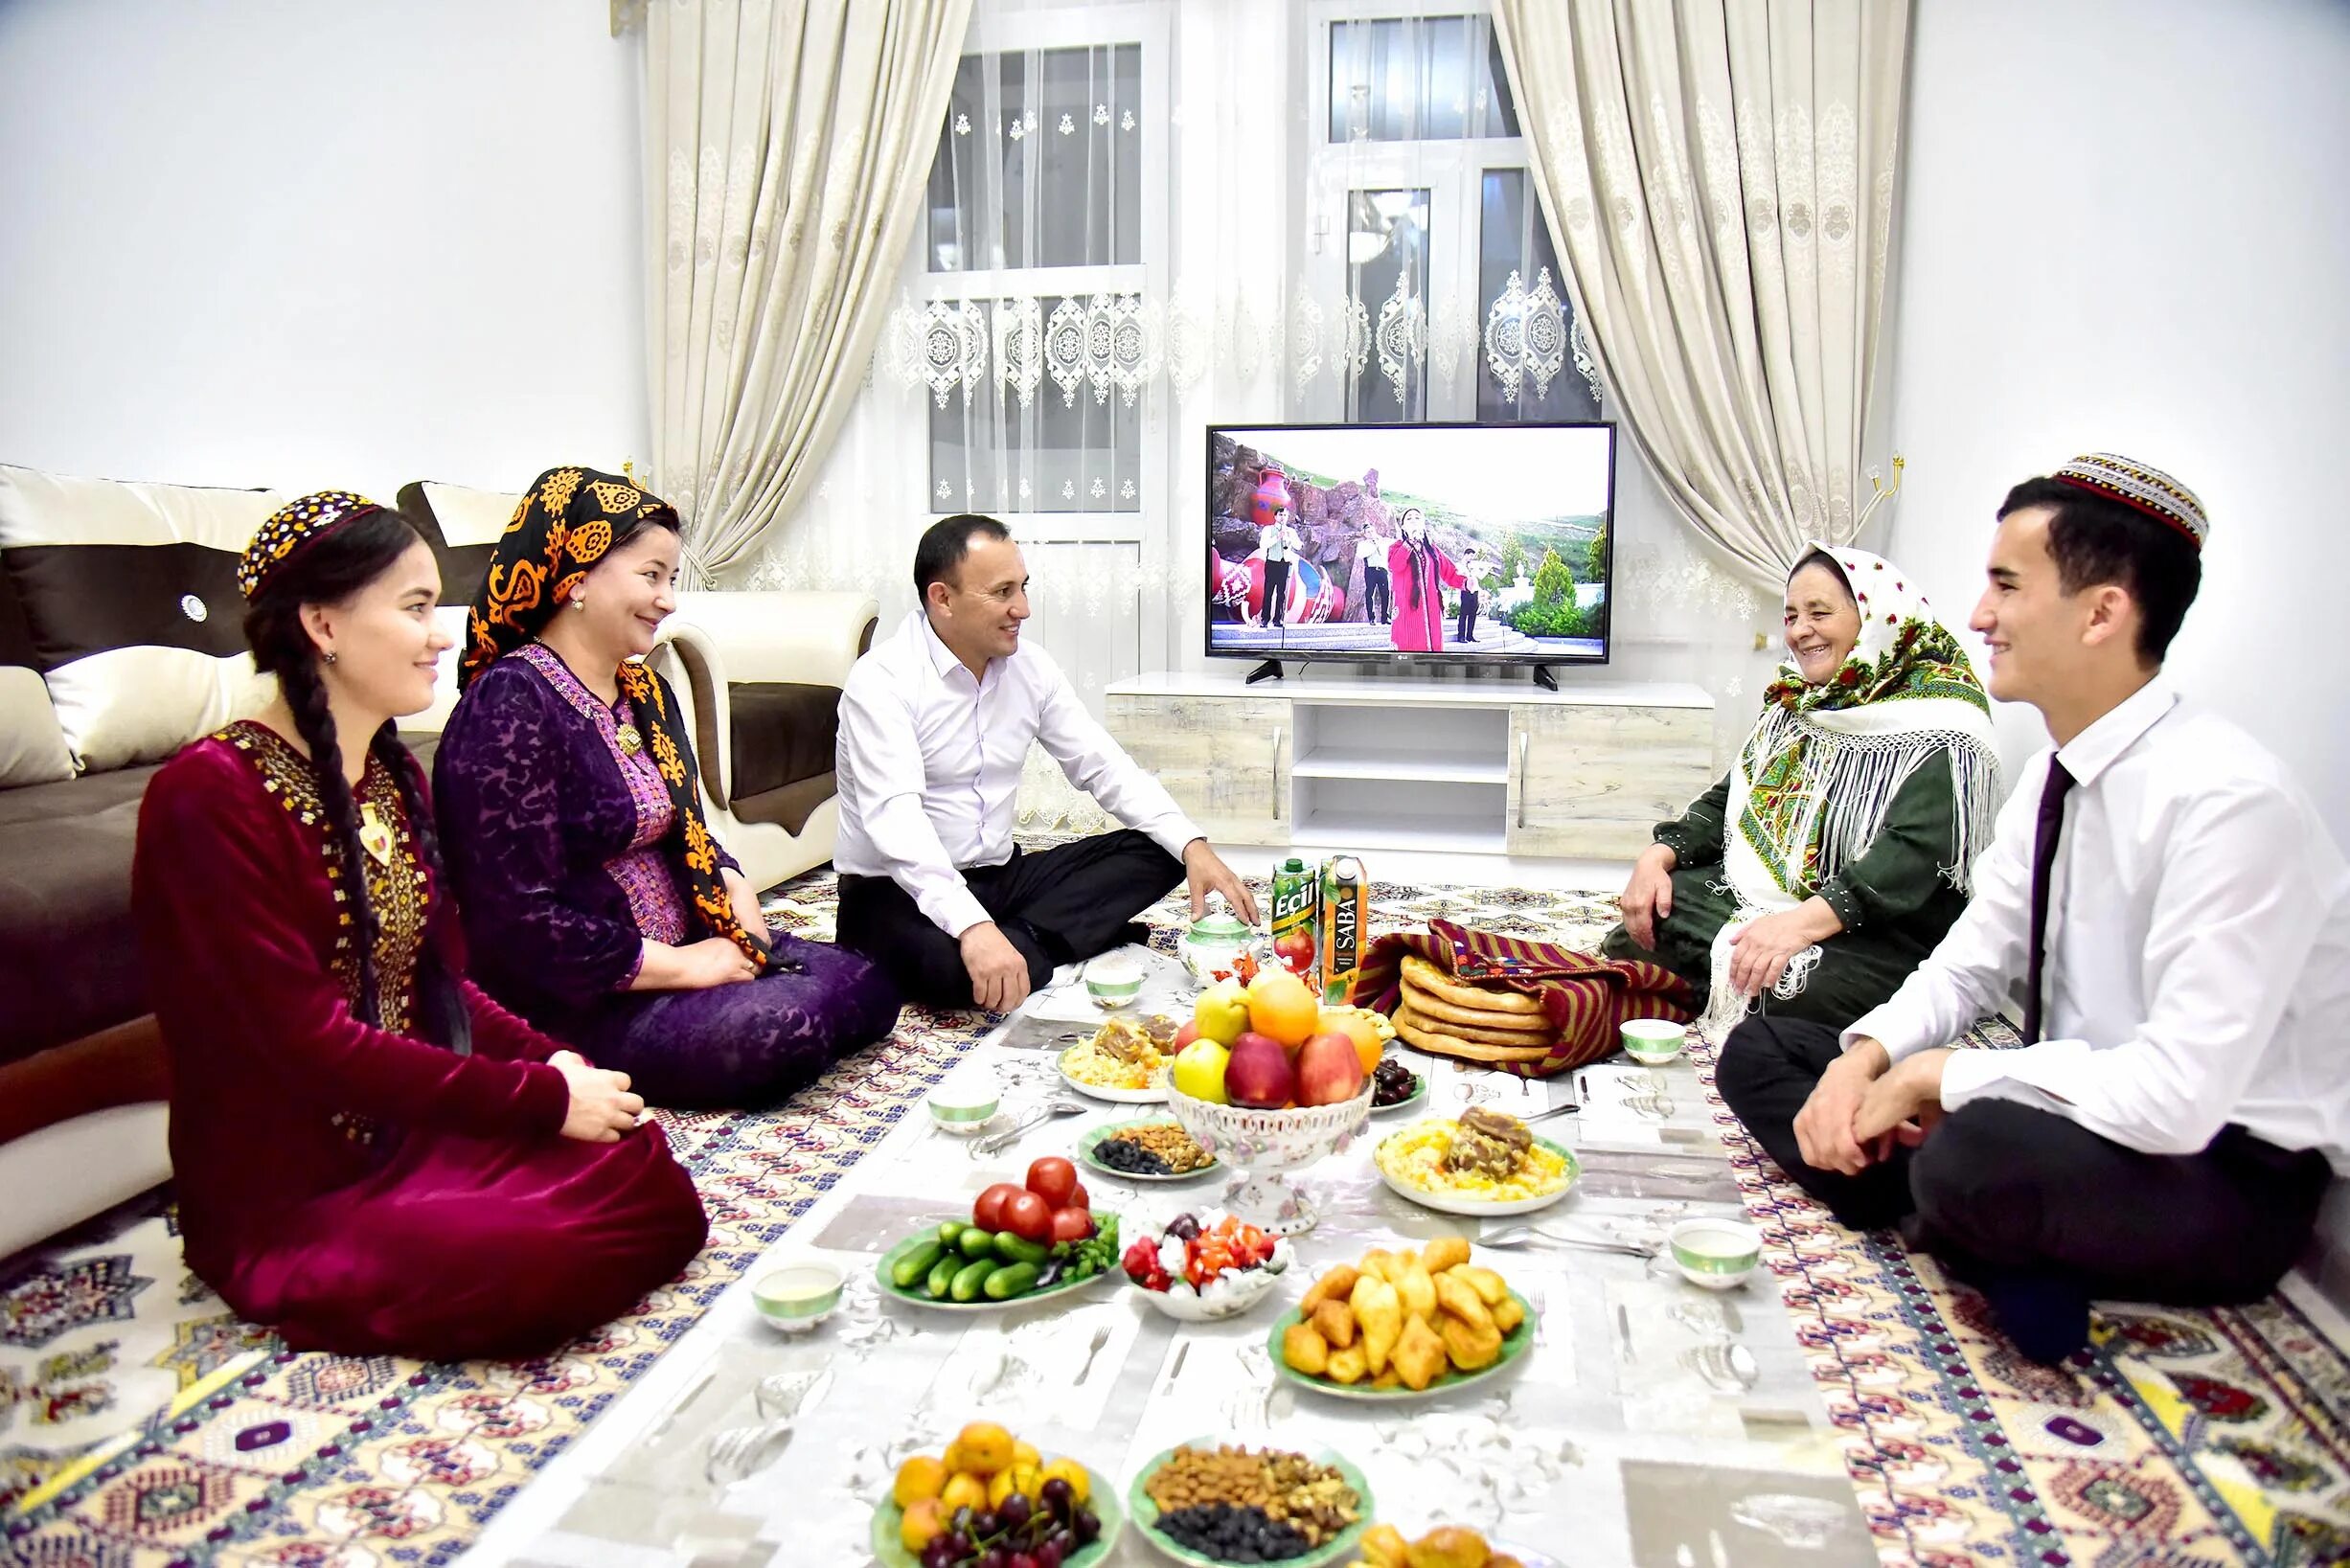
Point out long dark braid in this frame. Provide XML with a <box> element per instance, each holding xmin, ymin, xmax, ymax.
<box><xmin>243</xmin><ymin>506</ymin><xmax>469</xmax><ymax>1053</ymax></box>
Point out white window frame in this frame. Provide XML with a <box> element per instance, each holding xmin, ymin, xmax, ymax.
<box><xmin>1303</xmin><ymin>0</ymin><xmax>1533</xmax><ymax>423</ymax></box>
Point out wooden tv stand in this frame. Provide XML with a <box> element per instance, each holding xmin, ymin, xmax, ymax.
<box><xmin>1103</xmin><ymin>668</ymin><xmax>1714</xmax><ymax>860</ymax></box>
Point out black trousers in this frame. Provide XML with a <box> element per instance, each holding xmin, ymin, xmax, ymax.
<box><xmin>1263</xmin><ymin>559</ymin><xmax>1290</xmax><ymax>626</ymax></box>
<box><xmin>1363</xmin><ymin>566</ymin><xmax>1392</xmax><ymax>623</ymax></box>
<box><xmin>1456</xmin><ymin>590</ymin><xmax>1479</xmax><ymax>644</ymax></box>
<box><xmin>1715</xmin><ymin>1015</ymin><xmax>2331</xmax><ymax>1306</ymax></box>
<box><xmin>836</xmin><ymin>830</ymin><xmax>1184</xmax><ymax>1011</ymax></box>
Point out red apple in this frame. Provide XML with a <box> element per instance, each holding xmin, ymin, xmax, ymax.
<box><xmin>1171</xmin><ymin>1019</ymin><xmax>1203</xmax><ymax>1052</ymax></box>
<box><xmin>1296</xmin><ymin>1033</ymin><xmax>1367</xmax><ymax>1106</ymax></box>
<box><xmin>1226</xmin><ymin>1032</ymin><xmax>1297</xmax><ymax>1109</ymax></box>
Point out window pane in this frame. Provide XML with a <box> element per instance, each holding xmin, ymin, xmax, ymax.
<box><xmin>1329</xmin><ymin>15</ymin><xmax>1517</xmax><ymax>143</ymax></box>
<box><xmin>927</xmin><ymin>301</ymin><xmax>1141</xmax><ymax>512</ymax></box>
<box><xmin>1344</xmin><ymin>188</ymin><xmax>1430</xmax><ymax>423</ymax></box>
<box><xmin>1477</xmin><ymin>170</ymin><xmax>1599</xmax><ymax>422</ymax></box>
<box><xmin>928</xmin><ymin>45</ymin><xmax>1141</xmax><ymax>273</ymax></box>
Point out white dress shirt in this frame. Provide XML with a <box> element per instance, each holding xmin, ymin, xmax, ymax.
<box><xmin>1845</xmin><ymin>677</ymin><xmax>2350</xmax><ymax>1170</ymax></box>
<box><xmin>834</xmin><ymin>610</ymin><xmax>1203</xmax><ymax>941</ymax></box>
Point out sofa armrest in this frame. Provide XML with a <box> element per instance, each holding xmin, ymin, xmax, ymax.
<box><xmin>651</xmin><ymin>590</ymin><xmax>878</xmax><ymax>812</ymax></box>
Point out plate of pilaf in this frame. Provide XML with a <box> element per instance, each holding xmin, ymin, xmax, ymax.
<box><xmin>1059</xmin><ymin>1015</ymin><xmax>1177</xmax><ymax>1102</ymax></box>
<box><xmin>1374</xmin><ymin>1112</ymin><xmax>1578</xmax><ymax>1216</ymax></box>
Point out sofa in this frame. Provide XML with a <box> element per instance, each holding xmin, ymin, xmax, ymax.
<box><xmin>0</xmin><ymin>464</ymin><xmax>873</xmax><ymax>1258</ymax></box>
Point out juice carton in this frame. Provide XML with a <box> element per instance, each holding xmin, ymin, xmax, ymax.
<box><xmin>1317</xmin><ymin>854</ymin><xmax>1368</xmax><ymax>1005</ymax></box>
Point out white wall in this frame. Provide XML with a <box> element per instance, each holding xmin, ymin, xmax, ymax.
<box><xmin>0</xmin><ymin>0</ymin><xmax>648</xmax><ymax>504</ymax></box>
<box><xmin>1883</xmin><ymin>0</ymin><xmax>2350</xmax><ymax>842</ymax></box>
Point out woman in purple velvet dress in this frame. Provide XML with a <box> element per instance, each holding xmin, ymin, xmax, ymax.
<box><xmin>134</xmin><ymin>491</ymin><xmax>706</xmax><ymax>1360</ymax></box>
<box><xmin>433</xmin><ymin>467</ymin><xmax>899</xmax><ymax>1108</ymax></box>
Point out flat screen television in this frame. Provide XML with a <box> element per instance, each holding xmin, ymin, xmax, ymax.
<box><xmin>1206</xmin><ymin>421</ymin><xmax>1616</xmax><ymax>672</ymax></box>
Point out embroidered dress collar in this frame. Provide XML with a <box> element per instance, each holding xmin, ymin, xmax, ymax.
<box><xmin>2055</xmin><ymin>675</ymin><xmax>2179</xmax><ymax>790</ymax></box>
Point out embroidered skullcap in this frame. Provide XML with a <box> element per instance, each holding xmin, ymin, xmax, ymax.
<box><xmin>238</xmin><ymin>490</ymin><xmax>384</xmax><ymax>600</ymax></box>
<box><xmin>2051</xmin><ymin>453</ymin><xmax>2208</xmax><ymax>549</ymax></box>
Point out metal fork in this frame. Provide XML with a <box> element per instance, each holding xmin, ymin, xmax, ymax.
<box><xmin>970</xmin><ymin>1098</ymin><xmax>1086</xmax><ymax>1158</ymax></box>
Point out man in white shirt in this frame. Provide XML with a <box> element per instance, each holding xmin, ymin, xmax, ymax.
<box><xmin>833</xmin><ymin>514</ymin><xmax>1260</xmax><ymax>1012</ymax></box>
<box><xmin>1357</xmin><ymin>522</ymin><xmax>1393</xmax><ymax>625</ymax></box>
<box><xmin>1260</xmin><ymin>513</ymin><xmax>1302</xmax><ymax>630</ymax></box>
<box><xmin>1717</xmin><ymin>453</ymin><xmax>2350</xmax><ymax>1365</ymax></box>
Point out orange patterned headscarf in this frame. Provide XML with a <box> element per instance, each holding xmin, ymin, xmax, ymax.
<box><xmin>458</xmin><ymin>466</ymin><xmax>681</xmax><ymax>691</ymax></box>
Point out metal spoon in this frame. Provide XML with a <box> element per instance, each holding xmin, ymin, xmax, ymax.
<box><xmin>1480</xmin><ymin>1224</ymin><xmax>1656</xmax><ymax>1258</ymax></box>
<box><xmin>970</xmin><ymin>1098</ymin><xmax>1087</xmax><ymax>1157</ymax></box>
<box><xmin>1524</xmin><ymin>1102</ymin><xmax>1578</xmax><ymax>1125</ymax></box>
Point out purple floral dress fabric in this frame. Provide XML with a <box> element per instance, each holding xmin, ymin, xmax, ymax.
<box><xmin>433</xmin><ymin>652</ymin><xmax>900</xmax><ymax>1108</ymax></box>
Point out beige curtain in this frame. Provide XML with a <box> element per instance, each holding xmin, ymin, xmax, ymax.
<box><xmin>647</xmin><ymin>0</ymin><xmax>972</xmax><ymax>582</ymax></box>
<box><xmin>1493</xmin><ymin>1</ymin><xmax>1910</xmax><ymax>582</ymax></box>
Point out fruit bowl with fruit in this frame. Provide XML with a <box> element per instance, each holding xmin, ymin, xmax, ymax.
<box><xmin>1164</xmin><ymin>969</ymin><xmax>1380</xmax><ymax>1235</ymax></box>
<box><xmin>878</xmin><ymin>1421</ymin><xmax>1122</xmax><ymax>1568</ymax></box>
<box><xmin>1120</xmin><ymin>1209</ymin><xmax>1291</xmax><ymax>1321</ymax></box>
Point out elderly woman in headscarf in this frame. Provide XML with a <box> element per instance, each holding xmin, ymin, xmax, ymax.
<box><xmin>432</xmin><ymin>467</ymin><xmax>900</xmax><ymax>1108</ymax></box>
<box><xmin>1602</xmin><ymin>544</ymin><xmax>2001</xmax><ymax>1032</ymax></box>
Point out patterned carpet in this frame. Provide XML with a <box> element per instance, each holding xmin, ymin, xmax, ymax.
<box><xmin>4</xmin><ymin>872</ymin><xmax>2347</xmax><ymax>1567</ymax></box>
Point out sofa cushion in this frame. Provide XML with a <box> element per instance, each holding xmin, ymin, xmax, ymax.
<box><xmin>0</xmin><ymin>465</ymin><xmax>281</xmax><ymax>773</ymax></box>
<box><xmin>0</xmin><ymin>561</ymin><xmax>74</xmax><ymax>786</ymax></box>
<box><xmin>0</xmin><ymin>762</ymin><xmax>154</xmax><ymax>1061</ymax></box>
<box><xmin>727</xmin><ymin>681</ymin><xmax>841</xmax><ymax>804</ymax></box>
<box><xmin>396</xmin><ymin>479</ymin><xmax>517</xmax><ymax>609</ymax></box>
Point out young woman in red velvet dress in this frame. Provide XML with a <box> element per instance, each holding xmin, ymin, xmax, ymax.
<box><xmin>132</xmin><ymin>492</ymin><xmax>708</xmax><ymax>1361</ymax></box>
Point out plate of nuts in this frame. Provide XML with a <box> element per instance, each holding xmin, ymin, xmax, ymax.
<box><xmin>1079</xmin><ymin>1120</ymin><xmax>1220</xmax><ymax>1182</ymax></box>
<box><xmin>1127</xmin><ymin>1442</ymin><xmax>1371</xmax><ymax>1567</ymax></box>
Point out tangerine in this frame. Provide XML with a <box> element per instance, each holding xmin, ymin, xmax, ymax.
<box><xmin>953</xmin><ymin>1420</ymin><xmax>1015</xmax><ymax>1476</ymax></box>
<box><xmin>1246</xmin><ymin>968</ymin><xmax>1319</xmax><ymax>1046</ymax></box>
<box><xmin>1011</xmin><ymin>1439</ymin><xmax>1041</xmax><ymax>1472</ymax></box>
<box><xmin>988</xmin><ymin>1463</ymin><xmax>1043</xmax><ymax>1508</ymax></box>
<box><xmin>899</xmin><ymin>1498</ymin><xmax>947</xmax><ymax>1552</ymax></box>
<box><xmin>940</xmin><ymin>1472</ymin><xmax>989</xmax><ymax>1514</ymax></box>
<box><xmin>892</xmin><ymin>1454</ymin><xmax>947</xmax><ymax>1508</ymax></box>
<box><xmin>1039</xmin><ymin>1457</ymin><xmax>1091</xmax><ymax>1505</ymax></box>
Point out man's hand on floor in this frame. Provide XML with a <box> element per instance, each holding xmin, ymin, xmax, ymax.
<box><xmin>960</xmin><ymin>920</ymin><xmax>1033</xmax><ymax>1014</ymax></box>
<box><xmin>1183</xmin><ymin>839</ymin><xmax>1259</xmax><ymax>924</ymax></box>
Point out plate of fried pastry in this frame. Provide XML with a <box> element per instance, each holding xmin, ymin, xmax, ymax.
<box><xmin>1271</xmin><ymin>1238</ymin><xmax>1534</xmax><ymax>1401</ymax></box>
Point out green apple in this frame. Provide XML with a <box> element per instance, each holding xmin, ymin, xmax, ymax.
<box><xmin>1194</xmin><ymin>980</ymin><xmax>1250</xmax><ymax>1046</ymax></box>
<box><xmin>1172</xmin><ymin>1038</ymin><xmax>1232</xmax><ymax>1104</ymax></box>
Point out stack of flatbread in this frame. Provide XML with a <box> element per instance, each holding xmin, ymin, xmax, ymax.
<box><xmin>1390</xmin><ymin>954</ymin><xmax>1557</xmax><ymax>1065</ymax></box>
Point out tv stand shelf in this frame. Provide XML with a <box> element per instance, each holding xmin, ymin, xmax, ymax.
<box><xmin>1104</xmin><ymin>669</ymin><xmax>1714</xmax><ymax>860</ymax></box>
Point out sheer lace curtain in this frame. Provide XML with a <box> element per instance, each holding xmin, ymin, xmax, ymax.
<box><xmin>740</xmin><ymin>0</ymin><xmax>1788</xmax><ymax>820</ymax></box>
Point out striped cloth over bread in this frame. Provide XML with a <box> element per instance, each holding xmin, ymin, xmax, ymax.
<box><xmin>1349</xmin><ymin>918</ymin><xmax>1694</xmax><ymax>1078</ymax></box>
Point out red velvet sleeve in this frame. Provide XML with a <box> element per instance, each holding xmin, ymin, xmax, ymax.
<box><xmin>134</xmin><ymin>744</ymin><xmax>570</xmax><ymax>1139</ymax></box>
<box><xmin>460</xmin><ymin>979</ymin><xmax>565</xmax><ymax>1065</ymax></box>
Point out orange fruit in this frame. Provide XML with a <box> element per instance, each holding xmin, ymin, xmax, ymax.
<box><xmin>1322</xmin><ymin>1011</ymin><xmax>1384</xmax><ymax>1074</ymax></box>
<box><xmin>892</xmin><ymin>1454</ymin><xmax>947</xmax><ymax>1508</ymax></box>
<box><xmin>1011</xmin><ymin>1440</ymin><xmax>1041</xmax><ymax>1472</ymax></box>
<box><xmin>940</xmin><ymin>1472</ymin><xmax>989</xmax><ymax>1514</ymax></box>
<box><xmin>1246</xmin><ymin>968</ymin><xmax>1319</xmax><ymax>1046</ymax></box>
<box><xmin>900</xmin><ymin>1498</ymin><xmax>947</xmax><ymax>1552</ymax></box>
<box><xmin>954</xmin><ymin>1420</ymin><xmax>1015</xmax><ymax>1476</ymax></box>
<box><xmin>1039</xmin><ymin>1457</ymin><xmax>1091</xmax><ymax>1505</ymax></box>
<box><xmin>988</xmin><ymin>1464</ymin><xmax>1043</xmax><ymax>1508</ymax></box>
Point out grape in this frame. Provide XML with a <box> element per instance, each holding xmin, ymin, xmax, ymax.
<box><xmin>970</xmin><ymin>1511</ymin><xmax>1000</xmax><ymax>1539</ymax></box>
<box><xmin>1047</xmin><ymin>1527</ymin><xmax>1077</xmax><ymax>1555</ymax></box>
<box><xmin>920</xmin><ymin>1543</ymin><xmax>954</xmax><ymax>1568</ymax></box>
<box><xmin>1038</xmin><ymin>1477</ymin><xmax>1072</xmax><ymax>1513</ymax></box>
<box><xmin>1072</xmin><ymin>1511</ymin><xmax>1101</xmax><ymax>1544</ymax></box>
<box><xmin>940</xmin><ymin>1534</ymin><xmax>971</xmax><ymax>1558</ymax></box>
<box><xmin>998</xmin><ymin>1494</ymin><xmax>1031</xmax><ymax>1531</ymax></box>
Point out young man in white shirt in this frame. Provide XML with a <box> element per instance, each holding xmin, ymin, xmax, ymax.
<box><xmin>833</xmin><ymin>514</ymin><xmax>1260</xmax><ymax>1012</ymax></box>
<box><xmin>1717</xmin><ymin>453</ymin><xmax>2350</xmax><ymax>1364</ymax></box>
<box><xmin>1357</xmin><ymin>524</ymin><xmax>1393</xmax><ymax>625</ymax></box>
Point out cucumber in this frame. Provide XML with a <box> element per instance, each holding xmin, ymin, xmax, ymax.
<box><xmin>892</xmin><ymin>1238</ymin><xmax>946</xmax><ymax>1289</ymax></box>
<box><xmin>949</xmin><ymin>1257</ymin><xmax>1000</xmax><ymax>1303</ymax></box>
<box><xmin>924</xmin><ymin>1252</ymin><xmax>961</xmax><ymax>1300</ymax></box>
<box><xmin>956</xmin><ymin>1227</ymin><xmax>996</xmax><ymax>1261</ymax></box>
<box><xmin>937</xmin><ymin>1219</ymin><xmax>967</xmax><ymax>1245</ymax></box>
<box><xmin>983</xmin><ymin>1261</ymin><xmax>1040</xmax><ymax>1301</ymax></box>
<box><xmin>993</xmin><ymin>1231</ymin><xmax>1051</xmax><ymax>1265</ymax></box>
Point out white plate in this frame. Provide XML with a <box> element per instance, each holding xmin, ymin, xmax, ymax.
<box><xmin>1372</xmin><ymin>1128</ymin><xmax>1579</xmax><ymax>1217</ymax></box>
<box><xmin>1060</xmin><ymin>1045</ymin><xmax>1172</xmax><ymax>1103</ymax></box>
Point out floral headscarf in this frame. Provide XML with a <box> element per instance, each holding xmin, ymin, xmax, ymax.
<box><xmin>461</xmin><ymin>466</ymin><xmax>773</xmax><ymax>969</ymax></box>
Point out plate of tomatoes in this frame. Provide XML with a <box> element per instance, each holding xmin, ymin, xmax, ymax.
<box><xmin>879</xmin><ymin>1158</ymin><xmax>1124</xmax><ymax>1312</ymax></box>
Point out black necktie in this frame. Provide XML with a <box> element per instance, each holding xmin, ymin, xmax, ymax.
<box><xmin>2020</xmin><ymin>758</ymin><xmax>2077</xmax><ymax>1044</ymax></box>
